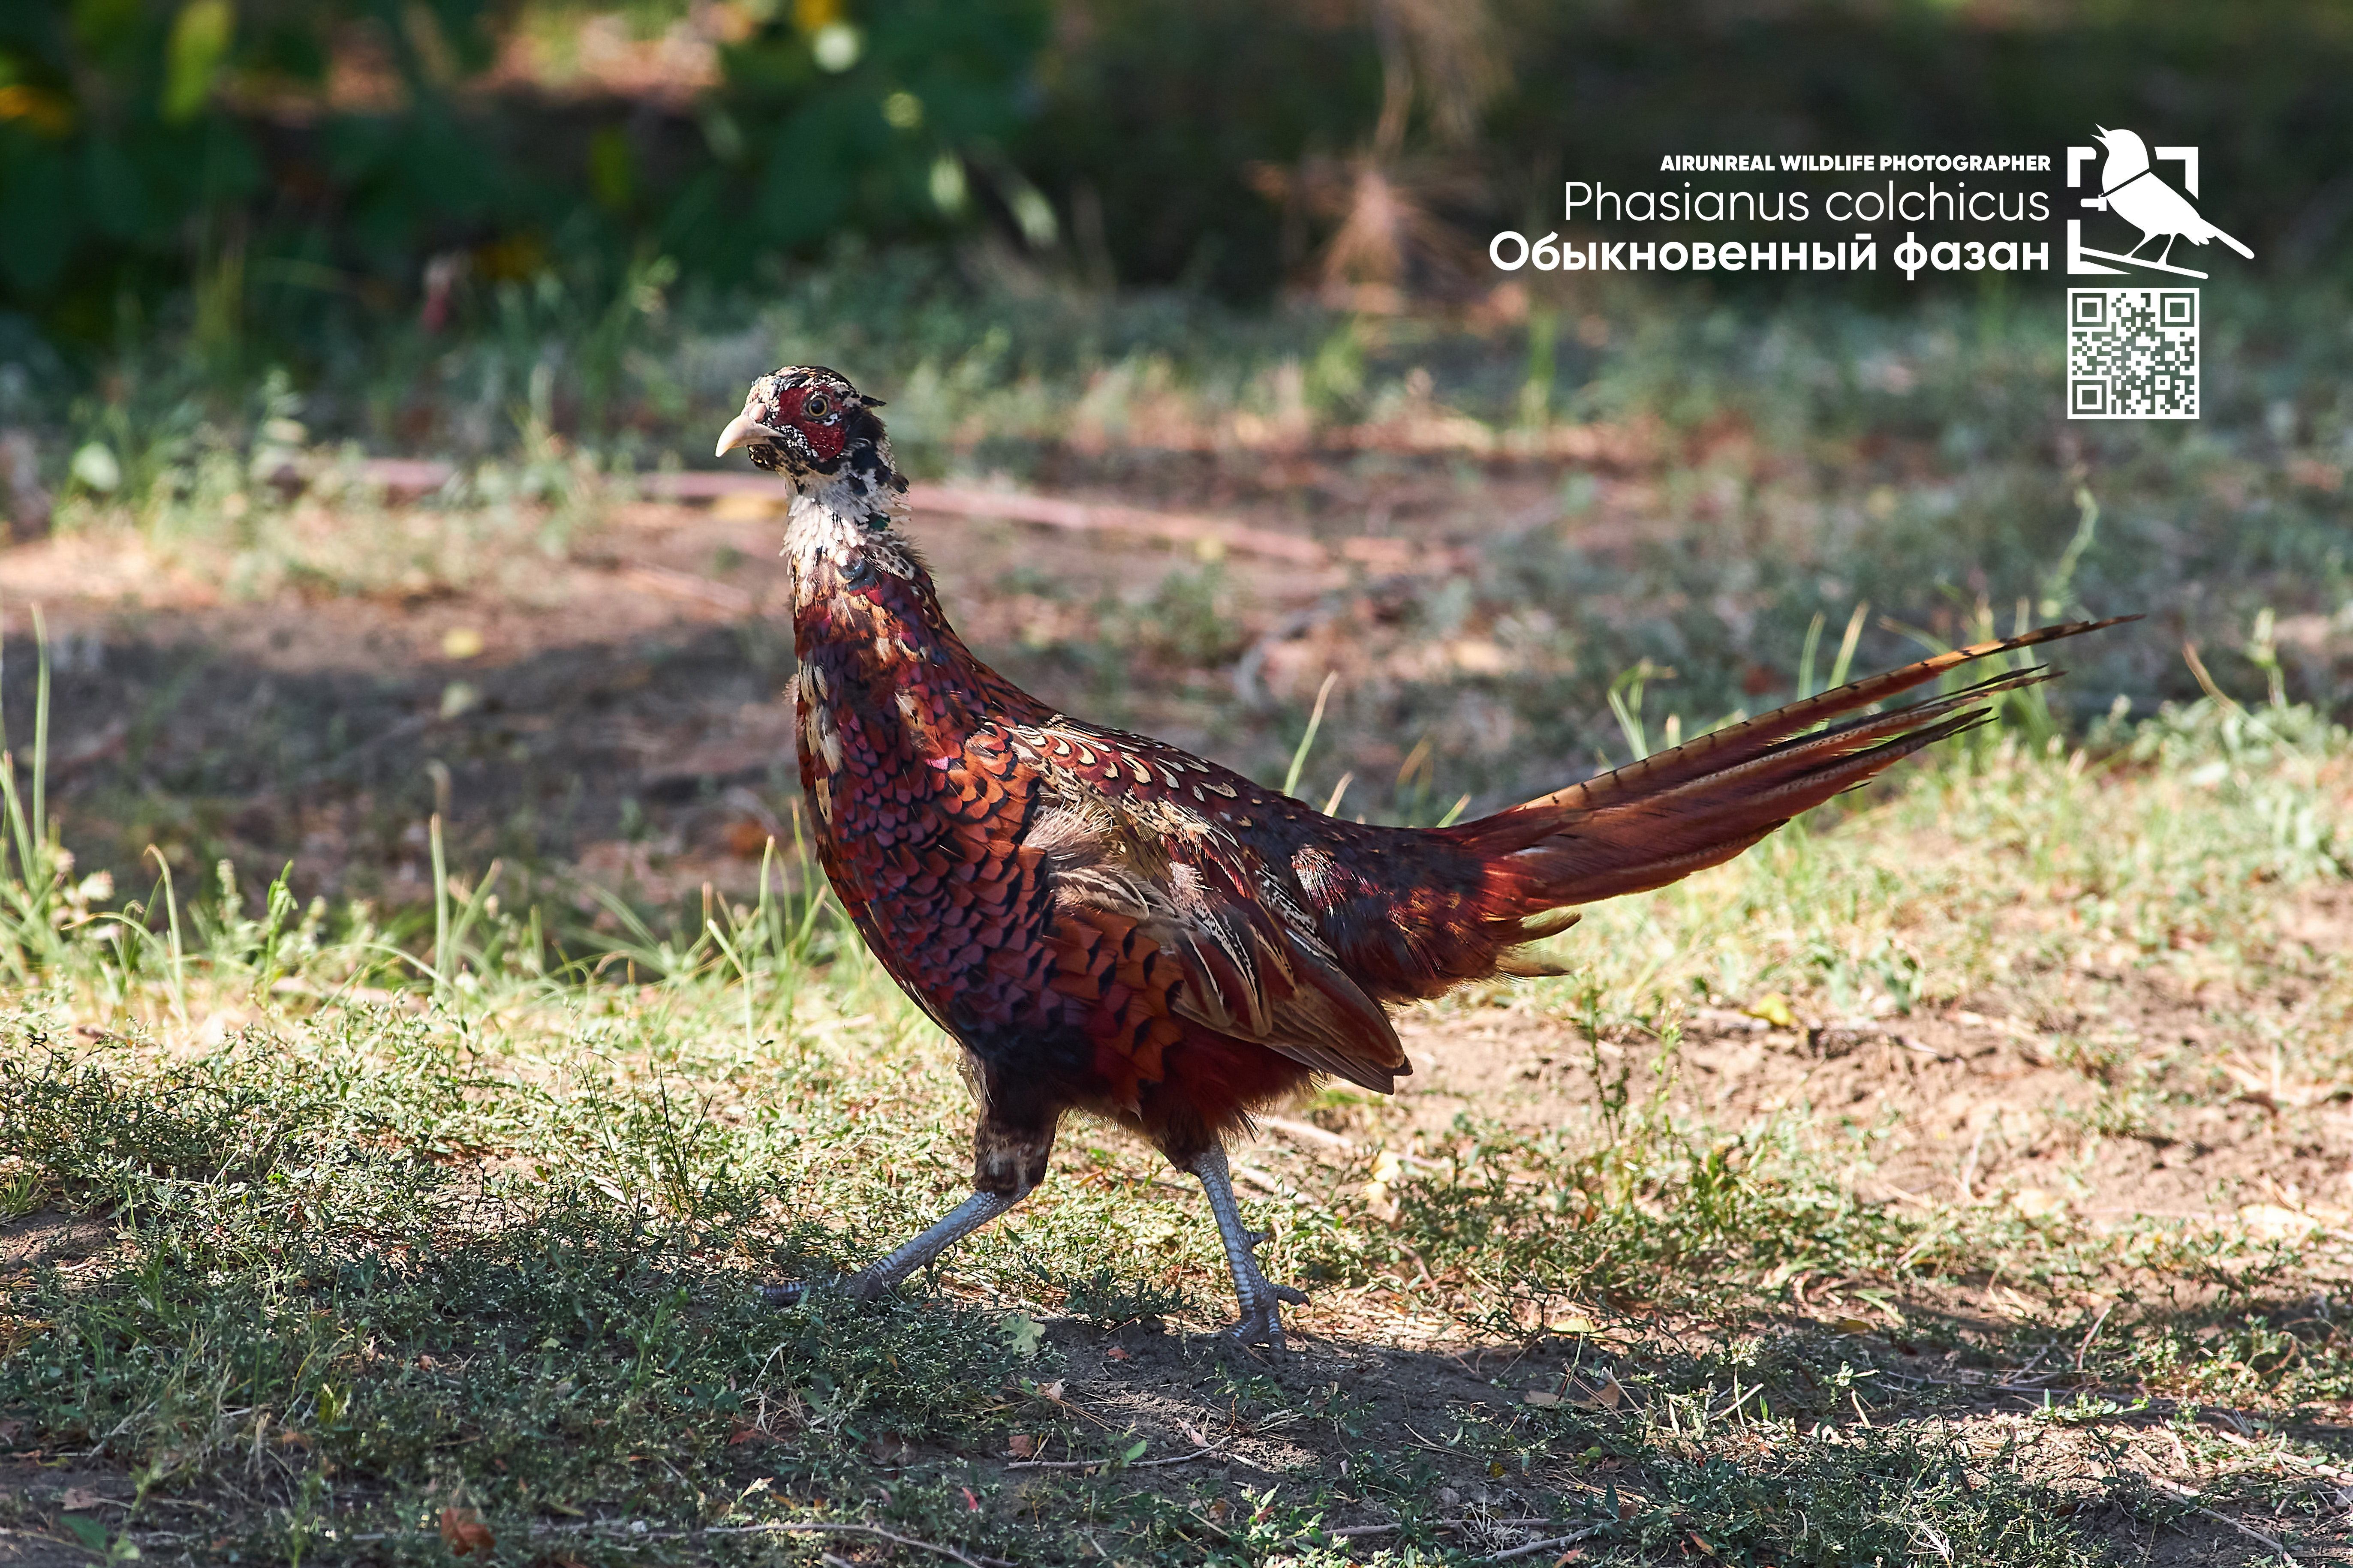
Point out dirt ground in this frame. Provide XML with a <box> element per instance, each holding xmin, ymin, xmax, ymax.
<box><xmin>1394</xmin><ymin>973</ymin><xmax>2353</xmax><ymax>1242</ymax></box>
<box><xmin>11</xmin><ymin>974</ymin><xmax>2352</xmax><ymax>1565</ymax></box>
<box><xmin>4</xmin><ymin>480</ymin><xmax>1413</xmax><ymax>899</ymax></box>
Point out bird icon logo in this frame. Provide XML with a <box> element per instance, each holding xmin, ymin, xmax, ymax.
<box><xmin>2068</xmin><ymin>128</ymin><xmax>2251</xmax><ymax>278</ymax></box>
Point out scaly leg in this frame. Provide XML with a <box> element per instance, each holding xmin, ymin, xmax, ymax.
<box><xmin>1191</xmin><ymin>1144</ymin><xmax>1308</xmax><ymax>1348</ymax></box>
<box><xmin>762</xmin><ymin>1190</ymin><xmax>1017</xmax><ymax>1307</ymax></box>
<box><xmin>766</xmin><ymin>1103</ymin><xmax>1051</xmax><ymax>1308</ymax></box>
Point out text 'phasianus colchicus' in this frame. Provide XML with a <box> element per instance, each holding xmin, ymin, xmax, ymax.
<box><xmin>717</xmin><ymin>366</ymin><xmax>2130</xmax><ymax>1346</ymax></box>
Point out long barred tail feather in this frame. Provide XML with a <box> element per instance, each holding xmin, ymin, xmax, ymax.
<box><xmin>1442</xmin><ymin>616</ymin><xmax>2138</xmax><ymax>926</ymax></box>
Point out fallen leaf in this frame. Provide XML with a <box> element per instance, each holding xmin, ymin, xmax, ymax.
<box><xmin>962</xmin><ymin>1486</ymin><xmax>981</xmax><ymax>1511</ymax></box>
<box><xmin>2010</xmin><ymin>1187</ymin><xmax>2066</xmax><ymax>1220</ymax></box>
<box><xmin>2239</xmin><ymin>1203</ymin><xmax>2321</xmax><ymax>1243</ymax></box>
<box><xmin>1834</xmin><ymin>1316</ymin><xmax>1875</xmax><ymax>1336</ymax></box>
<box><xmin>59</xmin><ymin>1516</ymin><xmax>109</xmax><ymax>1552</ymax></box>
<box><xmin>1040</xmin><ymin>1379</ymin><xmax>1067</xmax><ymax>1402</ymax></box>
<box><xmin>1001</xmin><ymin>1312</ymin><xmax>1045</xmax><ymax>1359</ymax></box>
<box><xmin>1544</xmin><ymin>1316</ymin><xmax>1599</xmax><ymax>1337</ymax></box>
<box><xmin>439</xmin><ymin>1506</ymin><xmax>494</xmax><ymax>1557</ymax></box>
<box><xmin>56</xmin><ymin>1486</ymin><xmax>109</xmax><ymax>1511</ymax></box>
<box><xmin>1106</xmin><ymin>1345</ymin><xmax>1131</xmax><ymax>1361</ymax></box>
<box><xmin>441</xmin><ymin>627</ymin><xmax>484</xmax><ymax>660</ymax></box>
<box><xmin>1524</xmin><ymin>1390</ymin><xmax>1562</xmax><ymax>1408</ymax></box>
<box><xmin>1991</xmin><ymin>1284</ymin><xmax>2040</xmax><ymax>1319</ymax></box>
<box><xmin>1007</xmin><ymin>1433</ymin><xmax>1035</xmax><ymax>1458</ymax></box>
<box><xmin>1747</xmin><ymin>992</ymin><xmax>1799</xmax><ymax>1029</ymax></box>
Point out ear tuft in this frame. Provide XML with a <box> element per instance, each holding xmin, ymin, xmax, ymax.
<box><xmin>858</xmin><ymin>395</ymin><xmax>886</xmax><ymax>408</ymax></box>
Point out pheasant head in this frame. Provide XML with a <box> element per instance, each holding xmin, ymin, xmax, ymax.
<box><xmin>716</xmin><ymin>366</ymin><xmax>920</xmax><ymax>597</ymax></box>
<box><xmin>714</xmin><ymin>366</ymin><xmax>888</xmax><ymax>480</ymax></box>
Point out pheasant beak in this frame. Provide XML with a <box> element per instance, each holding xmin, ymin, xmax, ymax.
<box><xmin>715</xmin><ymin>412</ymin><xmax>788</xmax><ymax>459</ymax></box>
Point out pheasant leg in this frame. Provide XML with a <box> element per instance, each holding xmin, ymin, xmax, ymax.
<box><xmin>1190</xmin><ymin>1145</ymin><xmax>1309</xmax><ymax>1348</ymax></box>
<box><xmin>761</xmin><ymin>1190</ymin><xmax>1015</xmax><ymax>1307</ymax></box>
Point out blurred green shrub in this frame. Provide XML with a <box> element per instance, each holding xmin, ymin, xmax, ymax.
<box><xmin>0</xmin><ymin>0</ymin><xmax>1049</xmax><ymax>351</ymax></box>
<box><xmin>1023</xmin><ymin>0</ymin><xmax>1383</xmax><ymax>300</ymax></box>
<box><xmin>688</xmin><ymin>0</ymin><xmax>1052</xmax><ymax>272</ymax></box>
<box><xmin>0</xmin><ymin>2</ymin><xmax>501</xmax><ymax>322</ymax></box>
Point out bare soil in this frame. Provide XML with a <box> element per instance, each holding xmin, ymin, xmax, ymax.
<box><xmin>1392</xmin><ymin>985</ymin><xmax>2353</xmax><ymax>1241</ymax></box>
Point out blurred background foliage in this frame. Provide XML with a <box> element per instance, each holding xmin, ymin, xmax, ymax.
<box><xmin>0</xmin><ymin>0</ymin><xmax>1053</xmax><ymax>350</ymax></box>
<box><xmin>4</xmin><ymin>0</ymin><xmax>2352</xmax><ymax>359</ymax></box>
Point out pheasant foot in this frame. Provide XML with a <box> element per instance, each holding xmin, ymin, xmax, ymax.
<box><xmin>1191</xmin><ymin>1145</ymin><xmax>1309</xmax><ymax>1349</ymax></box>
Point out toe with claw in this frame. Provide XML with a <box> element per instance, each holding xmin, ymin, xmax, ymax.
<box><xmin>759</xmin><ymin>1268</ymin><xmax>897</xmax><ymax>1310</ymax></box>
<box><xmin>760</xmin><ymin>1190</ymin><xmax>1017</xmax><ymax>1313</ymax></box>
<box><xmin>1228</xmin><ymin>1279</ymin><xmax>1310</xmax><ymax>1349</ymax></box>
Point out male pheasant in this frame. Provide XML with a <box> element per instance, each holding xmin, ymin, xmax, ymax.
<box><xmin>718</xmin><ymin>366</ymin><xmax>2128</xmax><ymax>1346</ymax></box>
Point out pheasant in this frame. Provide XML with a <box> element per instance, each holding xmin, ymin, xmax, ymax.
<box><xmin>717</xmin><ymin>366</ymin><xmax>2129</xmax><ymax>1347</ymax></box>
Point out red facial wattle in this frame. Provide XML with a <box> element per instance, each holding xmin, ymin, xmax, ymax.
<box><xmin>786</xmin><ymin>389</ymin><xmax>849</xmax><ymax>463</ymax></box>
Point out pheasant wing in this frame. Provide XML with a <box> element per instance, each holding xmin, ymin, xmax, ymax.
<box><xmin>1156</xmin><ymin>839</ymin><xmax>1407</xmax><ymax>1093</ymax></box>
<box><xmin>1040</xmin><ymin>804</ymin><xmax>1407</xmax><ymax>1096</ymax></box>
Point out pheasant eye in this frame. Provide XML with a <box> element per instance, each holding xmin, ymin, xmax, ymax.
<box><xmin>803</xmin><ymin>393</ymin><xmax>832</xmax><ymax>418</ymax></box>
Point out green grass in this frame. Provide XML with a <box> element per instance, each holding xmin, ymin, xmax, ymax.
<box><xmin>3</xmin><ymin>644</ymin><xmax>2351</xmax><ymax>1563</ymax></box>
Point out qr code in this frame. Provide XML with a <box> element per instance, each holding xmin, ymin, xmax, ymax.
<box><xmin>2068</xmin><ymin>288</ymin><xmax>2198</xmax><ymax>419</ymax></box>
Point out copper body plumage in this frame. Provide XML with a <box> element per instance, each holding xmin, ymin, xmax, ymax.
<box><xmin>719</xmin><ymin>366</ymin><xmax>2130</xmax><ymax>1346</ymax></box>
